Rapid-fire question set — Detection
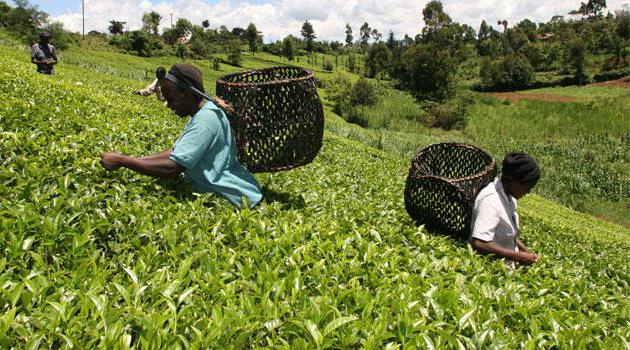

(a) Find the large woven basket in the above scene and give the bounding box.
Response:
[404,142,497,238]
[216,66,324,173]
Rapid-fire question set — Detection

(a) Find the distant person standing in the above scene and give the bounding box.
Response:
[30,31,58,75]
[470,152,541,267]
[133,67,166,102]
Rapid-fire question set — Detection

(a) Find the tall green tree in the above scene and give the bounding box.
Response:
[245,23,260,54]
[359,22,371,47]
[142,11,161,35]
[108,20,125,35]
[282,35,295,61]
[301,20,316,52]
[345,23,353,47]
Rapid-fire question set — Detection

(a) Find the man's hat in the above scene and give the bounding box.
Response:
[39,31,52,39]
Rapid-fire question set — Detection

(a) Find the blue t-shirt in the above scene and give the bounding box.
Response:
[169,101,263,208]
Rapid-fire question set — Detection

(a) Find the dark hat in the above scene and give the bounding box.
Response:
[502,152,540,183]
[170,64,205,93]
[39,31,52,38]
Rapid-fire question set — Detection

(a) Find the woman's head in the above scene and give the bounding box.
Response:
[501,152,540,199]
[158,64,205,117]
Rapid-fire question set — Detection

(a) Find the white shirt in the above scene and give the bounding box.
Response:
[470,178,520,266]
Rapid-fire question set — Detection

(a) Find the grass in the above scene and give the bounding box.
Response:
[1,38,629,347]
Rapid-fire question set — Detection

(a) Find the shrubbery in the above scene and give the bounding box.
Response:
[480,55,533,90]
[329,74,380,127]
[421,94,473,130]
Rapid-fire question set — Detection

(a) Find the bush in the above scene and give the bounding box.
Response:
[394,43,457,101]
[421,94,472,130]
[349,77,379,106]
[593,68,630,82]
[323,59,333,71]
[564,38,589,85]
[480,55,533,90]
[227,42,243,67]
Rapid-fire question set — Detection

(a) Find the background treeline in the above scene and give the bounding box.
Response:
[2,0,628,102]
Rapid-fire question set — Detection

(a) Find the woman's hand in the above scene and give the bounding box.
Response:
[100,152,125,171]
[517,251,538,264]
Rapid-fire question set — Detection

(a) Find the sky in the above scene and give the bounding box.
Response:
[30,0,630,42]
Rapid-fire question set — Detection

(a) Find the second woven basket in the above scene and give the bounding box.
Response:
[216,66,324,173]
[404,142,497,238]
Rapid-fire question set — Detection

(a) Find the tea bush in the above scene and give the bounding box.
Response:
[1,42,629,349]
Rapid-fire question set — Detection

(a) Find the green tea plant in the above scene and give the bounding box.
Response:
[1,41,629,349]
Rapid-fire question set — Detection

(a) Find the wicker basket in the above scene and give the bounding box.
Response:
[216,66,324,173]
[404,142,497,238]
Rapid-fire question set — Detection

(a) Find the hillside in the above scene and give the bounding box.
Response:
[1,40,629,348]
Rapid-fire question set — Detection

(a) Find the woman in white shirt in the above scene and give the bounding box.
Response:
[470,152,540,267]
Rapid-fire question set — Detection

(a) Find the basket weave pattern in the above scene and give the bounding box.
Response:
[216,66,325,173]
[404,143,497,238]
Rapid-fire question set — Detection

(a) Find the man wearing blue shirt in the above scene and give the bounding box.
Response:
[100,64,262,208]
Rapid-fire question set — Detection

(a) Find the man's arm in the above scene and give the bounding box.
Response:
[140,149,172,161]
[100,152,184,178]
[472,239,538,264]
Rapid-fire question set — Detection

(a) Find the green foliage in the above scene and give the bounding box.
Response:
[364,42,390,78]
[301,21,316,53]
[349,77,379,106]
[108,20,125,35]
[395,43,457,101]
[227,42,243,67]
[480,55,533,90]
[563,38,589,84]
[110,30,166,57]
[141,11,162,36]
[245,23,260,54]
[282,36,295,61]
[421,95,473,130]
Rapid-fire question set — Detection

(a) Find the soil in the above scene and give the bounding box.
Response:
[488,92,578,103]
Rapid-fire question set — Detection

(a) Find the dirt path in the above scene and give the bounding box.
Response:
[489,92,578,103]
[589,76,630,88]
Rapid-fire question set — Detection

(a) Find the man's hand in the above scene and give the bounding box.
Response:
[517,251,538,265]
[100,152,125,171]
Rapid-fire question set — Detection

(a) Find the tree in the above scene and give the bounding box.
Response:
[282,35,295,61]
[365,42,391,77]
[359,22,371,47]
[142,11,161,35]
[4,0,48,41]
[227,41,243,66]
[394,43,458,100]
[480,55,533,90]
[245,23,260,54]
[174,18,192,39]
[370,28,382,42]
[461,24,476,44]
[301,20,316,52]
[516,19,537,41]
[421,0,452,42]
[202,20,210,29]
[345,23,353,47]
[108,20,125,35]
[565,38,589,84]
[386,31,397,50]
[570,0,607,17]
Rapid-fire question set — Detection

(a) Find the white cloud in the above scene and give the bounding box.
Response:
[54,0,630,42]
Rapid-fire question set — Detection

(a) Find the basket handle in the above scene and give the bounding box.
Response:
[210,95,235,116]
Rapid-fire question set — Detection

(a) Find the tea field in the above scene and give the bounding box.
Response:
[1,40,630,348]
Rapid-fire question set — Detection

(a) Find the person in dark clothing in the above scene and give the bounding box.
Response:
[30,31,58,75]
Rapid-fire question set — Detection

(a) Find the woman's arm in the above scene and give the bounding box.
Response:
[101,152,184,178]
[472,239,538,264]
